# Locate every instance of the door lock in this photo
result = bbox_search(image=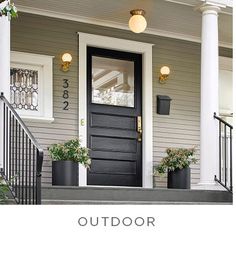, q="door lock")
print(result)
[137,116,142,142]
